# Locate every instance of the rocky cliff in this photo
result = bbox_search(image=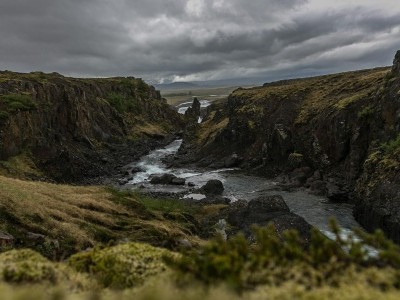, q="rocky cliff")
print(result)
[0,71,184,182]
[354,51,400,241]
[176,51,400,241]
